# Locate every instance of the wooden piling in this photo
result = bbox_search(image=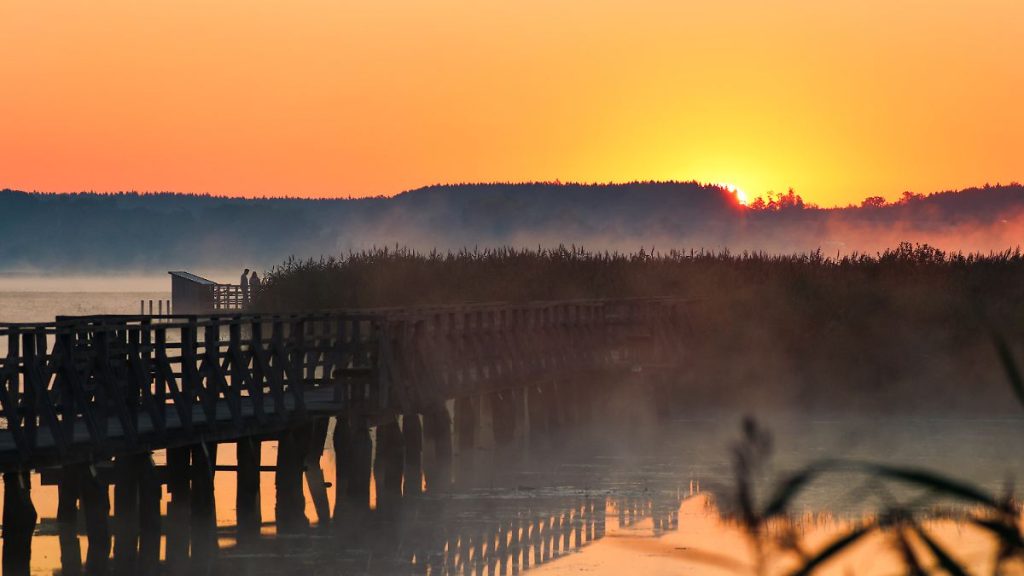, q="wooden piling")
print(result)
[56,466,82,576]
[138,454,162,576]
[513,389,528,448]
[304,418,332,525]
[402,413,423,497]
[236,437,262,539]
[113,455,140,574]
[527,386,547,451]
[333,414,373,520]
[2,470,37,576]
[374,417,405,511]
[165,446,191,574]
[332,415,351,519]
[510,518,521,573]
[190,442,218,564]
[348,417,373,510]
[275,427,310,533]
[490,392,516,448]
[422,406,452,493]
[545,382,563,434]
[454,397,477,484]
[81,464,111,575]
